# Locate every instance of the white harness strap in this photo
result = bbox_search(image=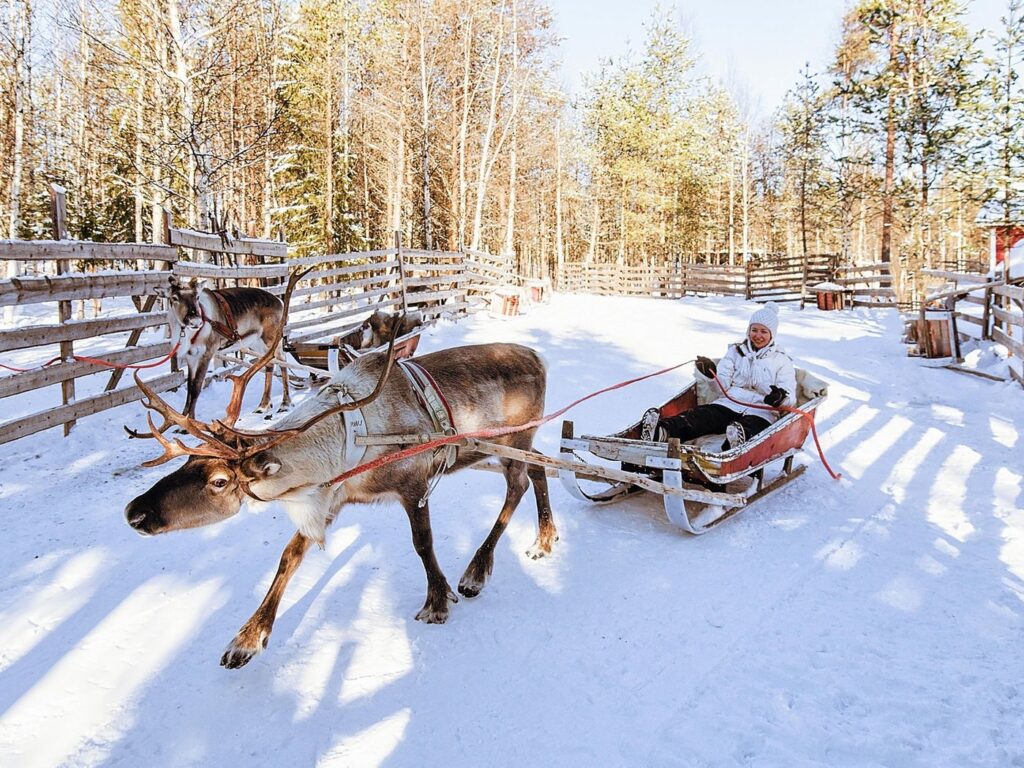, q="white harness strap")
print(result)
[319,382,368,474]
[397,359,458,506]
